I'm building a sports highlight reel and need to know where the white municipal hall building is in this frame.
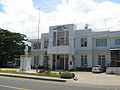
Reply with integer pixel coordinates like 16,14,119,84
29,24,120,70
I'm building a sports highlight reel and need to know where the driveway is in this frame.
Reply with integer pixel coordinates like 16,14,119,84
68,72,120,86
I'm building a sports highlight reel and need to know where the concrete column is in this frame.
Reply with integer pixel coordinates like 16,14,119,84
88,53,93,68
49,54,53,70
64,55,65,69
68,54,73,70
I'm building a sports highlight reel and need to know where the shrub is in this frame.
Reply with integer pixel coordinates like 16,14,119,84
60,72,74,79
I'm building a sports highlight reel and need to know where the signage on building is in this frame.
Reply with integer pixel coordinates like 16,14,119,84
53,25,68,31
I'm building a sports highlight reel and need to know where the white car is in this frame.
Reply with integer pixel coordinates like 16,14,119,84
92,65,103,73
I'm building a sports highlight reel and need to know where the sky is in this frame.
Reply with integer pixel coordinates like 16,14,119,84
0,0,120,39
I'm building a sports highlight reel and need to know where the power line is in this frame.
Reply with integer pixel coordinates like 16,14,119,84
20,0,120,38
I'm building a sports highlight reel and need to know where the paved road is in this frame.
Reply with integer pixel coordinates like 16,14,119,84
0,76,119,90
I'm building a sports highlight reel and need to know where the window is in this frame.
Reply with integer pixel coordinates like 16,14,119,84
81,55,87,67
33,42,41,49
74,38,76,47
98,55,105,67
53,32,56,46
54,31,69,46
44,39,49,48
65,31,69,45
34,56,39,66
115,39,120,45
57,31,64,46
96,39,107,46
81,38,87,47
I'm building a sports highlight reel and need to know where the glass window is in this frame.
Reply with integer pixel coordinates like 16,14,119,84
74,38,76,47
34,56,39,66
96,39,107,46
81,55,87,67
81,38,87,47
33,42,41,49
56,31,69,46
65,31,69,45
57,31,64,46
98,55,106,67
115,39,120,45
44,39,49,49
53,32,56,46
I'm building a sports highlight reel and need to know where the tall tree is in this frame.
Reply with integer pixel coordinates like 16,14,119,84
0,28,27,67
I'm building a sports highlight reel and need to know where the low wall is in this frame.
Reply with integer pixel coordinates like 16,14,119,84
106,67,120,74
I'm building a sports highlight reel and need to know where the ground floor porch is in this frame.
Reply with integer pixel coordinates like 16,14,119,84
31,53,74,70
31,51,116,70
52,54,69,70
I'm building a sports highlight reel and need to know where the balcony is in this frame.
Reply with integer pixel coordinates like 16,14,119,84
48,46,71,54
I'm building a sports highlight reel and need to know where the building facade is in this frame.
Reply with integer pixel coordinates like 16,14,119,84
29,24,120,70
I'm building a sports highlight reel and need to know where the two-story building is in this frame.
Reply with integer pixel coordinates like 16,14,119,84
29,24,120,70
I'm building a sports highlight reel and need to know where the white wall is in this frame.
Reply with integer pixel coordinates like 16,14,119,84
106,67,120,74
29,24,120,70
92,52,110,67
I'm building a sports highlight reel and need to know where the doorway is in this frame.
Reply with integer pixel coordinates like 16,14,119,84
57,55,64,69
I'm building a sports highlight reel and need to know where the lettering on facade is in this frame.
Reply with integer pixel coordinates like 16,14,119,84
53,26,68,31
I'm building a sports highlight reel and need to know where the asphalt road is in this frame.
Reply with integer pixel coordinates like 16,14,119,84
0,76,119,90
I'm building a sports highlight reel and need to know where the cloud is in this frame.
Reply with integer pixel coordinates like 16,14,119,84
0,0,120,39
0,0,39,38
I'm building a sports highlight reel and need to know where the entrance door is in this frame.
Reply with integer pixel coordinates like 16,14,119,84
59,58,64,69
57,55,64,69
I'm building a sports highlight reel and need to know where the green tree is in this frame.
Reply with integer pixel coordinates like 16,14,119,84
43,51,50,70
0,28,27,67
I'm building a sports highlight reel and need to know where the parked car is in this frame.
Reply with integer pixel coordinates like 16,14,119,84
92,65,104,73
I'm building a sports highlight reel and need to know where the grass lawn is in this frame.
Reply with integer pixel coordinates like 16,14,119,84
0,70,61,78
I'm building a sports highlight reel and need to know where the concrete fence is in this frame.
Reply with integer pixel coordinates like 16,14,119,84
106,67,120,74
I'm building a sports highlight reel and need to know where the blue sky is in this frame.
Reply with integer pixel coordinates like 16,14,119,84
32,0,61,13
33,0,120,13
0,0,120,13
0,0,120,38
32,0,120,12
94,0,120,3
0,3,4,13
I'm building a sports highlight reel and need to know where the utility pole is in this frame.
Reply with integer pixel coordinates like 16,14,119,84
37,8,40,68
38,8,40,44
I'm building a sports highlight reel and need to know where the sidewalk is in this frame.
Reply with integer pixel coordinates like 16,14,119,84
0,68,66,82
0,73,66,82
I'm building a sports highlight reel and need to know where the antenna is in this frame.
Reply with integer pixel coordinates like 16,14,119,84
84,24,90,29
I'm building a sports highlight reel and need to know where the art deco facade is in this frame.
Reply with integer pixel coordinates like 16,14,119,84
29,24,120,70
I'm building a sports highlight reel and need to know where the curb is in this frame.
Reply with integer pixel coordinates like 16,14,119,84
0,73,66,82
